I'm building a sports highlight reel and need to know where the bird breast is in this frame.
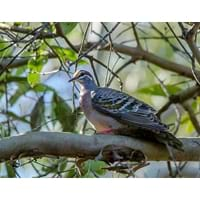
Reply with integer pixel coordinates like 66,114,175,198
80,91,93,116
79,90,122,132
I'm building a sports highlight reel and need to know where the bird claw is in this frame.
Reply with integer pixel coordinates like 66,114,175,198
98,129,114,134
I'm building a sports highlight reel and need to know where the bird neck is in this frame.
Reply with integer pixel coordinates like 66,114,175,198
80,80,97,93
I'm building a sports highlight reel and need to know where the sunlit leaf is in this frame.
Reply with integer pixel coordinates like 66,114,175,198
27,56,48,87
191,97,200,112
181,114,195,135
51,45,89,65
180,115,189,126
78,59,88,65
27,73,40,88
186,120,195,134
51,46,77,62
28,56,47,70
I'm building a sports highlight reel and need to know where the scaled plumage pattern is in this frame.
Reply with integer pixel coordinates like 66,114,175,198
69,70,183,151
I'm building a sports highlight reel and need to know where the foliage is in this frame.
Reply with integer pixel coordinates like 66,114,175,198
0,22,200,178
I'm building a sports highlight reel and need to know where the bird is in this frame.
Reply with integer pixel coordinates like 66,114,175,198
69,70,183,151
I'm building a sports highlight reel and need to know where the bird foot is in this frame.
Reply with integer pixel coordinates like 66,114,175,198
98,128,113,135
98,128,114,134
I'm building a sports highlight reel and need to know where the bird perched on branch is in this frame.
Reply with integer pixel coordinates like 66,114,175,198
69,70,183,151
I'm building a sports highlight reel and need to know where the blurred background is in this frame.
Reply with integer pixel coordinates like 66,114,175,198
0,22,199,177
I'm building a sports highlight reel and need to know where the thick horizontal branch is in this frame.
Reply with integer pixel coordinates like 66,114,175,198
77,42,200,80
0,132,199,163
108,43,200,79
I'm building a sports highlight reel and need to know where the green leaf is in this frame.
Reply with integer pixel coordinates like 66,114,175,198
13,22,23,26
30,96,45,131
33,84,55,92
5,162,16,178
66,166,76,178
58,159,67,171
53,94,76,132
191,97,200,112
186,120,195,134
82,160,107,177
0,38,13,57
51,45,88,65
28,55,47,71
15,66,27,76
60,22,77,35
27,73,40,88
0,76,28,105
6,76,27,84
137,84,182,97
51,46,77,62
9,83,29,105
27,56,48,87
89,160,107,175
78,59,88,65
181,114,195,135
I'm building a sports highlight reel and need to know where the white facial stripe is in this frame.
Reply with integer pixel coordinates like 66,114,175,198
79,74,93,80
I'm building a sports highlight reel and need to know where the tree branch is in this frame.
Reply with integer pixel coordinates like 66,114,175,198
0,132,199,163
107,43,200,79
158,84,200,115
1,37,200,82
185,23,200,65
0,23,57,39
182,101,200,135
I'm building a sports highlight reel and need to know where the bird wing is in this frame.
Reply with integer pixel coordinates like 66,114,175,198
91,87,168,132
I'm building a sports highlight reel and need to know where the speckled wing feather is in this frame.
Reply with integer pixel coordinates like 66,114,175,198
91,87,168,132
91,87,183,150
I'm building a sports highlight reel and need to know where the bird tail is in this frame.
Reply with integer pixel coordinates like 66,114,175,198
156,131,183,151
113,127,183,151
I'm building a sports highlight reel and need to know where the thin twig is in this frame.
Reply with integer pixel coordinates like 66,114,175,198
182,101,200,136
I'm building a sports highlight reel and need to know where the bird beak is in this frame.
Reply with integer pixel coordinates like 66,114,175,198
68,77,76,82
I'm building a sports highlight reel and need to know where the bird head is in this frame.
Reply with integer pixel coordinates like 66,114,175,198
69,70,94,84
69,70,97,90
